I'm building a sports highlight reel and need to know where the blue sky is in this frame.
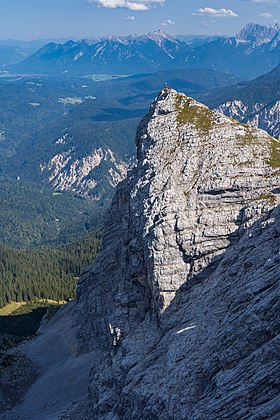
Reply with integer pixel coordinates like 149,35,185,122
0,0,279,40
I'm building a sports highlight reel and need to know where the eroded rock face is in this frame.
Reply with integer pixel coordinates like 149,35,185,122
218,99,280,140
72,89,280,418
75,206,280,420
76,88,279,336
40,146,128,199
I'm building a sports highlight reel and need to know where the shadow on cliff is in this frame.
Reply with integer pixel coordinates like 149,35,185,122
111,205,280,419
159,205,279,318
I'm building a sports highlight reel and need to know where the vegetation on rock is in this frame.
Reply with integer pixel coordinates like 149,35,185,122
268,138,280,168
176,94,214,134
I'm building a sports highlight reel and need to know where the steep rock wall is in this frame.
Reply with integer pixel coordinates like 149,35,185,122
71,89,280,418
76,88,279,346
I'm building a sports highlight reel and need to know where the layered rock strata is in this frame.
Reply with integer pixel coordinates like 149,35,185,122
76,88,279,343
40,146,128,199
71,89,280,417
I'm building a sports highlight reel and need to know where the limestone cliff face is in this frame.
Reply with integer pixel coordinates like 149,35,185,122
40,146,128,199
72,89,280,418
218,99,280,140
76,88,279,336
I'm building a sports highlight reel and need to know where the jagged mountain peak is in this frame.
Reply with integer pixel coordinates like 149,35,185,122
236,22,279,45
152,87,210,112
77,87,279,327
78,38,96,46
148,87,244,136
72,88,280,416
153,87,280,145
147,29,177,43
96,30,177,46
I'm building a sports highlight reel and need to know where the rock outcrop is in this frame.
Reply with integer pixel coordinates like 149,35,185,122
72,89,280,418
41,146,128,199
3,88,280,419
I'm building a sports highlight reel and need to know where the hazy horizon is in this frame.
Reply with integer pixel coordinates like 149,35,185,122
0,22,278,44
0,0,279,41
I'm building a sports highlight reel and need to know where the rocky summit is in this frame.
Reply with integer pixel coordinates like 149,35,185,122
3,88,280,419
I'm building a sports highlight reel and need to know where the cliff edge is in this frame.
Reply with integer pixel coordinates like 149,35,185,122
72,88,280,418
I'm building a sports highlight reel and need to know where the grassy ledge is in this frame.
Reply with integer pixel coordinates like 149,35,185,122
175,94,215,135
236,128,258,147
257,193,277,207
268,138,280,169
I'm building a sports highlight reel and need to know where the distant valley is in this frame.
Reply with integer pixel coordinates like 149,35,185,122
0,67,239,204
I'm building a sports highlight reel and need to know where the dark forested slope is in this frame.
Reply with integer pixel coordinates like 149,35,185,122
0,230,101,308
0,177,101,248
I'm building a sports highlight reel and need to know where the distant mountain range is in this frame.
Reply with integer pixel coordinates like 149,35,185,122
9,23,280,79
235,22,279,46
176,34,225,47
0,45,27,67
183,23,280,79
11,31,188,75
200,63,280,139
0,38,75,66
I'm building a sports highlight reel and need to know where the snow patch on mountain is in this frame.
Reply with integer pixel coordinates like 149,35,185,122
74,51,84,61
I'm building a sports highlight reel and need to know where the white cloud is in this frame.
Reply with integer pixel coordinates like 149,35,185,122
161,19,175,26
192,7,238,17
259,12,274,17
124,15,136,20
85,0,165,11
252,0,276,3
